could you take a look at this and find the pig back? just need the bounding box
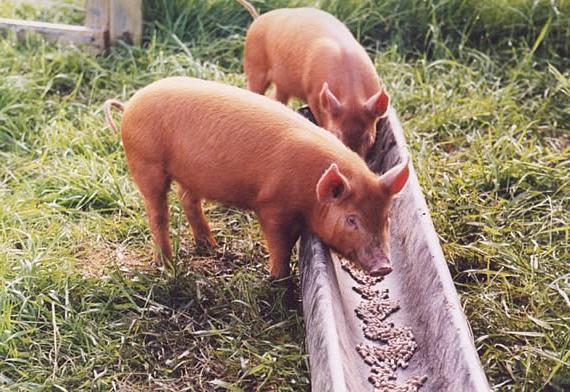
[120,77,365,209]
[249,8,359,96]
[252,8,356,51]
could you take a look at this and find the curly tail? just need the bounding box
[236,0,259,19]
[103,99,125,133]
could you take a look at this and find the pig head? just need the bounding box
[314,83,390,158]
[310,158,410,276]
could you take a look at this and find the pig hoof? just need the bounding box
[269,276,299,309]
[195,237,218,250]
[283,287,300,311]
[152,257,165,269]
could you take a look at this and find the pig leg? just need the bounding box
[176,183,217,248]
[273,88,290,105]
[131,163,172,265]
[246,71,270,95]
[258,212,301,279]
[244,44,270,95]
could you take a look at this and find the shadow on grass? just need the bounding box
[1,240,308,390]
[101,242,307,390]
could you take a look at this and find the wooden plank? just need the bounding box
[0,17,97,45]
[85,0,110,49]
[298,106,491,391]
[109,0,142,45]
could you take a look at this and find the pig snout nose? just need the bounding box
[369,264,392,277]
[368,256,392,277]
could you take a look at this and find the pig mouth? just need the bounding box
[346,249,393,277]
[367,262,392,277]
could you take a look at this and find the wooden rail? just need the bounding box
[0,0,141,50]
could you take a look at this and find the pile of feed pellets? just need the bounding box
[340,259,428,392]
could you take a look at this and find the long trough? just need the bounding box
[298,107,491,391]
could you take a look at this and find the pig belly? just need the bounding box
[172,166,260,210]
[162,125,299,212]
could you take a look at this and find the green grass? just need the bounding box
[143,0,570,64]
[1,0,569,390]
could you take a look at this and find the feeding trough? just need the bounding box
[298,106,490,391]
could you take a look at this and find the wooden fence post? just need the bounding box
[85,0,110,49]
[109,0,142,45]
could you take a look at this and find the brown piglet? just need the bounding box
[238,1,390,158]
[104,77,409,278]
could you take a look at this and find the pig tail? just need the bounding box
[103,99,125,133]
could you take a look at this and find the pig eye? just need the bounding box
[346,215,359,229]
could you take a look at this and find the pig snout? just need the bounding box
[358,248,393,276]
[368,256,392,277]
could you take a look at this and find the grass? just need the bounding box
[0,0,569,390]
[144,0,570,64]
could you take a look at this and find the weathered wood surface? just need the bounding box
[0,17,99,46]
[109,0,142,45]
[0,0,143,49]
[299,107,490,391]
[85,0,109,48]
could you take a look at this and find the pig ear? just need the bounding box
[378,156,410,195]
[316,163,351,203]
[365,90,390,118]
[320,82,342,116]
